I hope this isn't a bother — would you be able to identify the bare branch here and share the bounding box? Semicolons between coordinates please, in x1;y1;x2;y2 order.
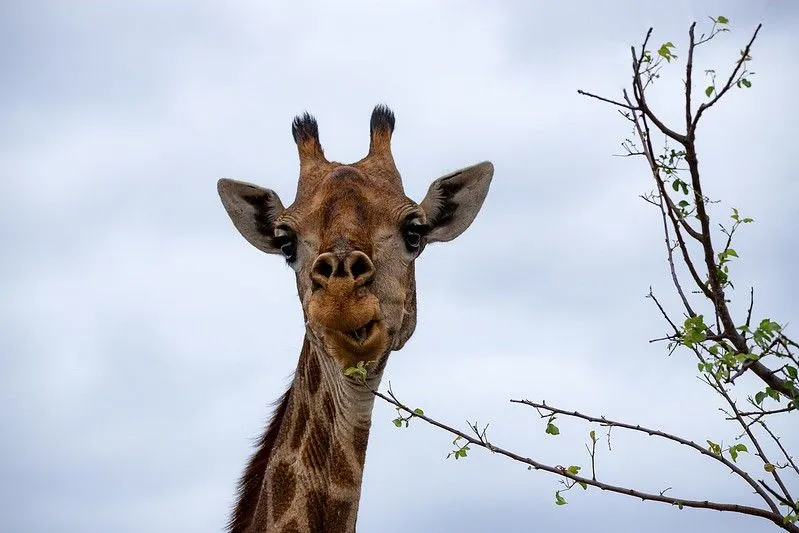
647;288;680;335
696;352;796;510
759;481;799;513
757;420;799;478
370;387;797;531
746;287;755;329
513;398;779;513
577;89;638;110
685;22;697;133
656;191;696;316
692;24;763;129
627;29;688;143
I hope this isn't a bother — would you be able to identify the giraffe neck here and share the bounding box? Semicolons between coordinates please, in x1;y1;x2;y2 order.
234;337;384;533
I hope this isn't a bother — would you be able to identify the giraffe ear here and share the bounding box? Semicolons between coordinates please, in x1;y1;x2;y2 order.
419;161;493;243
217;178;286;255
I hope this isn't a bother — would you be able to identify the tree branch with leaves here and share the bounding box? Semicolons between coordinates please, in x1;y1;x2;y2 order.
349;15;798;532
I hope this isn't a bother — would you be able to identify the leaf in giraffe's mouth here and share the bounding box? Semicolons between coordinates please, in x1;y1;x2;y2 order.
347;320;378;343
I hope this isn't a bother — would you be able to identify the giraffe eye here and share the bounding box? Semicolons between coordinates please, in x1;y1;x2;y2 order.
403;229;421;250
279;239;296;262
274;227;297;263
401;221;428;253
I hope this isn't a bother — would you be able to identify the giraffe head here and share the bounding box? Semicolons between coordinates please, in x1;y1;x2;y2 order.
217;105;492;370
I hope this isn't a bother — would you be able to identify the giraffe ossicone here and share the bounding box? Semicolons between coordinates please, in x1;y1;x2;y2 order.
218;104;493;532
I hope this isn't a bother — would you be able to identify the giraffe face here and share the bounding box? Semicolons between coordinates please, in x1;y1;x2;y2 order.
218;106;493;369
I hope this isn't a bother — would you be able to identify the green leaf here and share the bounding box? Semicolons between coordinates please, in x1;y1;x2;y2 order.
343;360;369;380
672;179;681;192
741;78;752;88
392;418;403;428
578;481;587;490
705;85;714;97
546;415;560;436
716;15;729;24
707;440;722;455
786;366;797;380
755;391;767;405
589;430;597;442
658;42;677;62
555;491;567;506
764;463;775;473
567;465;581;475
413;408;425;416
677;502;684;510
682;315;708;347
766;387;780;401
726;248;738;257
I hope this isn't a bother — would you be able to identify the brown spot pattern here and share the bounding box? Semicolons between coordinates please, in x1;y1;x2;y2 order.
270;461;296;523
252;505;268;531
305;490;325;533
330;441;356;487
290;401;309;451
281;519;301;533
320;391;336;424
325;498;354;532
305;353;321;396
352;426;370;468
302;420;332;471
305;490;354;533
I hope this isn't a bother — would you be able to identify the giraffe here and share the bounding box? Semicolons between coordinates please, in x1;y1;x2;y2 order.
217;104;493;533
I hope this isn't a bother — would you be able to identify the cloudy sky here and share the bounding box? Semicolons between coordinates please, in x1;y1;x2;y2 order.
2;1;797;532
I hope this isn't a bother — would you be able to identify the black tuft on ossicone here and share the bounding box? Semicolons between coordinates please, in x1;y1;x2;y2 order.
370;104;395;134
291;112;319;144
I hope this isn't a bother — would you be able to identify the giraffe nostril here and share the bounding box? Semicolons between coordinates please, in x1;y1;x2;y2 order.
311;251;374;289
315;260;333;279
311;255;336;287
349;254;372;281
345;251;375;287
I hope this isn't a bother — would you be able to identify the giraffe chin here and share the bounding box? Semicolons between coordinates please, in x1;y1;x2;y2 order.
323;319;390;369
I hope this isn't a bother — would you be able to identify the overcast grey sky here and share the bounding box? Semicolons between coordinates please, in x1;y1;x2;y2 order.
2;1;797;532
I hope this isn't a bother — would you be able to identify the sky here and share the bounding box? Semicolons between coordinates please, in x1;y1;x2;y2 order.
1;1;798;532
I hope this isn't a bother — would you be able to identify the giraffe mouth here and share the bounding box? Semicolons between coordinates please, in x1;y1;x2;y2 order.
320;316;389;363
345;319;380;344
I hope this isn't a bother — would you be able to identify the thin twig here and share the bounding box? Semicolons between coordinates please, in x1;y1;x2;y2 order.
513;399;777;512
577;89;638;110
692;24;763;129
685;22;697;134
695;352;795;510
746;288;755;329
369;386;798;531
735;406;796;418
757;420;799;478
656;191;696;316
